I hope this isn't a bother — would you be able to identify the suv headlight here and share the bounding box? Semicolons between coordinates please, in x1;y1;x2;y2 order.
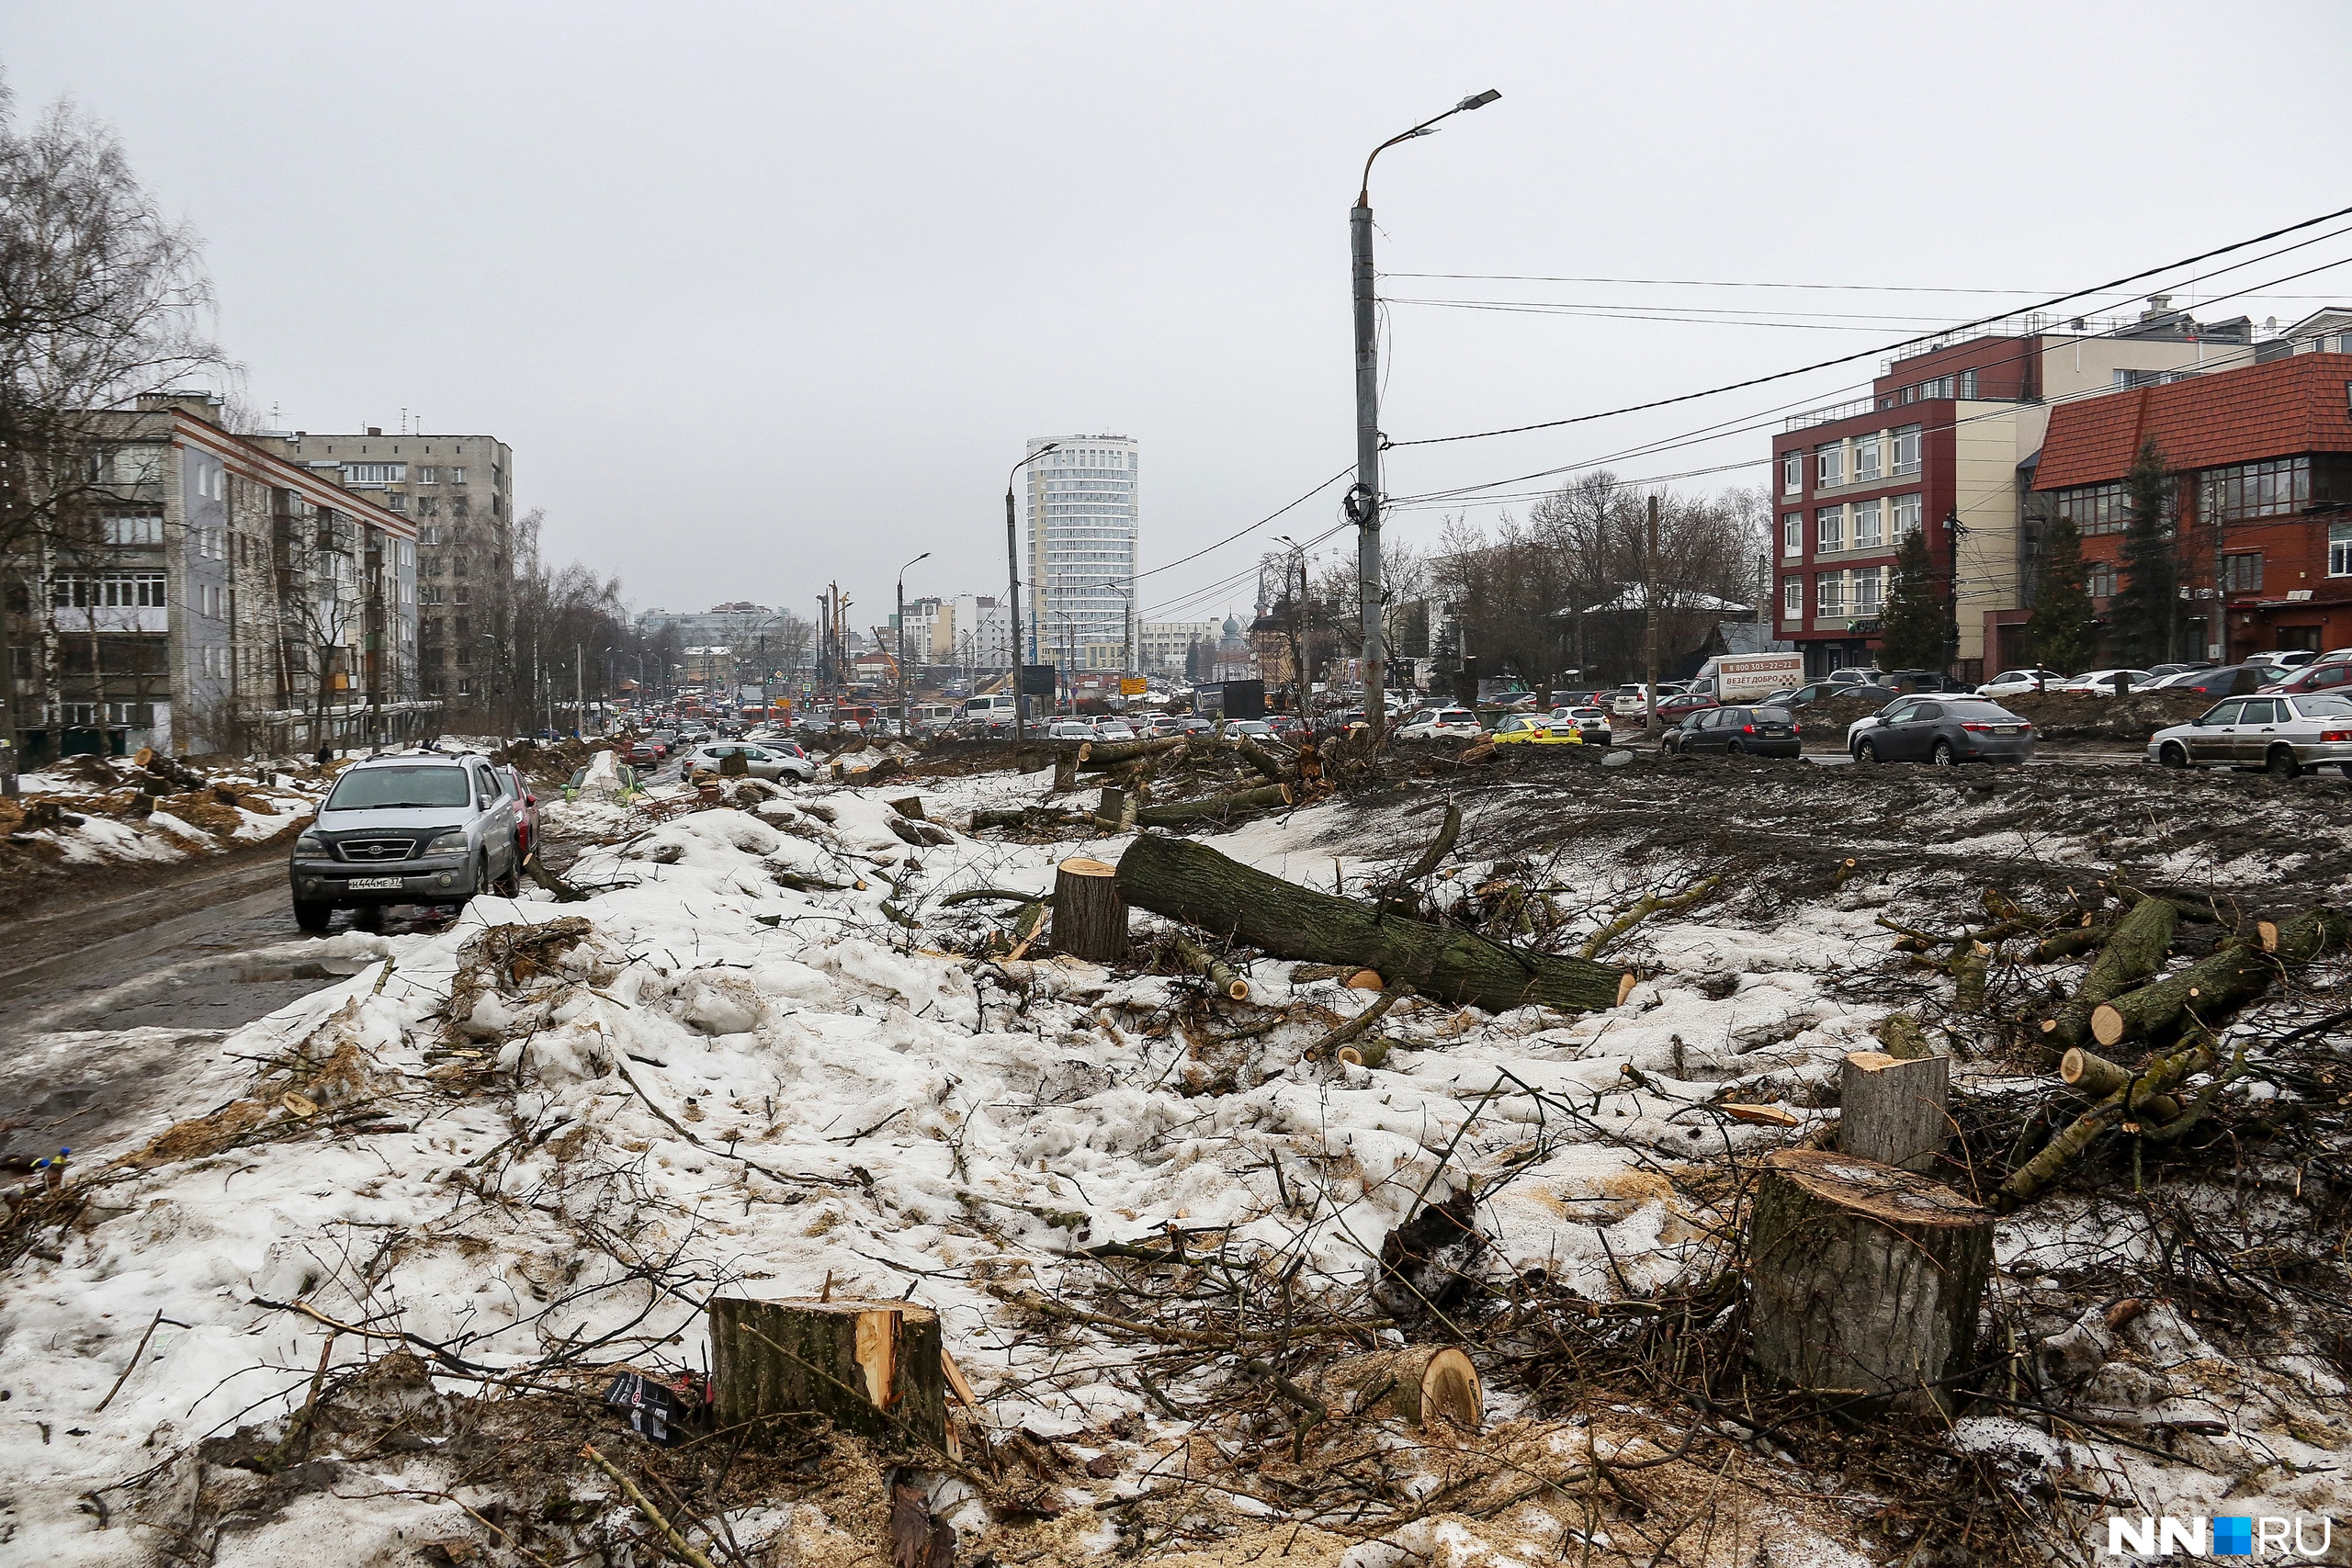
423;828;469;856
295;831;324;854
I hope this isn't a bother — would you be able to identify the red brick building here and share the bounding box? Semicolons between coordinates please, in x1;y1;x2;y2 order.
2030;351;2352;662
1771;303;2241;679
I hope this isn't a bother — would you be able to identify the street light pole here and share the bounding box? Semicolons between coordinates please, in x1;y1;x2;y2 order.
896;550;929;731
1351;89;1499;743
1004;443;1059;741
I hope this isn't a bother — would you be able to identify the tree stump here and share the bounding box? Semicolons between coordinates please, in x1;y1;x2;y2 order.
1096;785;1136;832
1052;754;1080;792
1320;1346;1482;1429
1838;1050;1951;1171
707;1295;948;1452
1051;857;1128;962
1748;1149;1992;1411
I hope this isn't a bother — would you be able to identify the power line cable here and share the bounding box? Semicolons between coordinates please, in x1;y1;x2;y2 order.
1385;204;2352;449
1381;269;2352;299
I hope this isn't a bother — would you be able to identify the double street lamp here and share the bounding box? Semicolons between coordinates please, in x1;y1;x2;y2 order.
1350;89;1500;739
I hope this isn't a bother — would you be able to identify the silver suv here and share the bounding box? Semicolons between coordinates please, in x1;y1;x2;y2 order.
290;751;524;931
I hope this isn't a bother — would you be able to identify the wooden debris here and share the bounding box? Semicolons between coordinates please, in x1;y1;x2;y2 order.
1050;857;1128;963
707;1296;949;1452
1133;783;1292;828
1169;932;1249;1001
1721;1101;1801;1128
2040;893;2177;1056
1874;1013;1932;1061
2089;907;2346;1047
1322;1346;1482;1429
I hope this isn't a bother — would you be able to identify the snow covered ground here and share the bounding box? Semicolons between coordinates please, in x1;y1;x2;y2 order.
3;761;2346;1566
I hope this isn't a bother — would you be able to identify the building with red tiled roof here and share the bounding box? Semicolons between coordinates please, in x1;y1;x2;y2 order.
2030;352;2352;664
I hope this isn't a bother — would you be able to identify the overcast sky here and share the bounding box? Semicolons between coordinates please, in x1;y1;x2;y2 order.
6;1;2350;633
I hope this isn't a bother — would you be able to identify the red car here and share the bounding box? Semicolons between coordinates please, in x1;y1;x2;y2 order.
628;741;660;765
1656;692;1718;721
2259;661;2352;698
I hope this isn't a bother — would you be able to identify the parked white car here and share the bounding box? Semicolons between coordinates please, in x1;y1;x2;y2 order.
1397;707;1484;740
681;741;814;782
1045;720;1096;740
1091;719;1138;741
2145;692;2352;777
1975;669;2068;700
1545;705;1615;745
2058;669;2154;697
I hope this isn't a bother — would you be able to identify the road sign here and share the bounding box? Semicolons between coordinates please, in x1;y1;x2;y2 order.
1120;677;1147;696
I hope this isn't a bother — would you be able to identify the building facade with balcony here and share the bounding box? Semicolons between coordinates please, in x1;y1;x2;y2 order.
3;395;424;763
259;428;514;711
2030;349;2352;663
1771;302;2249;679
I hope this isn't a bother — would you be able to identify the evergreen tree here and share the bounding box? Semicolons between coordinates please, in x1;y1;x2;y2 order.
1876;526;1947;670
2109;436;2177;667
2026;515;2098;673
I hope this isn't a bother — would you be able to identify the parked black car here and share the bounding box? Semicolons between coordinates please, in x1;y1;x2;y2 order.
1764;681;1900;711
1663;704;1802;759
1849;697;2035;765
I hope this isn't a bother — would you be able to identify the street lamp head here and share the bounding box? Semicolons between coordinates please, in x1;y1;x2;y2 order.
1457;89;1502;111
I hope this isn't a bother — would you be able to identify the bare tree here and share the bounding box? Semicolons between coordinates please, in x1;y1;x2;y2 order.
0;87;226;760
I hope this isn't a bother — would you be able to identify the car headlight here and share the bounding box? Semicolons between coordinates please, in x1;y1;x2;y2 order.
295;831;324;854
423;829;469;856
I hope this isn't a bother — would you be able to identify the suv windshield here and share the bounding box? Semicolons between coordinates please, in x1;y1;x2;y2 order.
325;764;471;810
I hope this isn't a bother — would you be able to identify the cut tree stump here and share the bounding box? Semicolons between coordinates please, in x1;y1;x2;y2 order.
1321;1347;1482;1429
1838;1050;1951;1171
1748;1149;1992;1411
1051;857;1129;962
1095;785;1137;832
708;1296;948;1452
1116;835;1630;1015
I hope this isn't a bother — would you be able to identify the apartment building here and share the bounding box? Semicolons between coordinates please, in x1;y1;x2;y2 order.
2031;347;2352;662
1772;300;2248;679
256;427;514;710
949;593;1011;671
1138;619;1213;674
1024;434;1137;667
4;393;424;763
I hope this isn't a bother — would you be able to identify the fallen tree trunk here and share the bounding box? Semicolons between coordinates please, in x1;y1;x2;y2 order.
2040;894;2177;1056
1079;736;1188;770
1997;1031;2225;1207
2057;1047;2179;1123
1117;835;1631;1014
1231;735;1291;784
2088;907;2349;1047
1133;784;1292;829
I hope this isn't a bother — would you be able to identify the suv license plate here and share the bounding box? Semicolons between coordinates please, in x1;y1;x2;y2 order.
348;876;402;892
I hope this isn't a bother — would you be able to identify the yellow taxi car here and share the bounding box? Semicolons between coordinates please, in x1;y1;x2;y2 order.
1491;714;1585;746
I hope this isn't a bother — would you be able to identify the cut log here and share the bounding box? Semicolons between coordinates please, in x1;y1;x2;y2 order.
1344;969;1385;991
1952;941;1991;1011
1169;932;1249;1001
2031;922;2109;964
2090;907;2346;1047
1748;1149;1992;1411
886;795;926;821
1336;1039;1391;1070
1051;856;1129;963
2039;894;2177;1055
1838;1050;1951;1171
708;1295;948;1452
1133;783;1292;828
1078;736;1188;770
1095;784;1136;832
1998;1031;2225;1206
1231;735;1292;784
1118;833;1630;1016
1320;1347;1482;1429
2056;1047;2179;1123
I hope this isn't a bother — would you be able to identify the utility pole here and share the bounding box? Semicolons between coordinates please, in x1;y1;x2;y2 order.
896;551;929;729
1644;493;1660;736
1350;89;1501;746
1941;511;1964;677
1756;553;1770;649
1004;444;1057;741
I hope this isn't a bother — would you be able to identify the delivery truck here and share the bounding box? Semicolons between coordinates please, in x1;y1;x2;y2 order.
1691;652;1804;702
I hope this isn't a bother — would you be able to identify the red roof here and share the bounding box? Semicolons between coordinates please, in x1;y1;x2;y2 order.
2033;351;2352;490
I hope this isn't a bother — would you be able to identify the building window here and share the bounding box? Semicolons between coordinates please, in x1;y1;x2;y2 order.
2332;522;2352;577
1851;499;1883;550
51;571;166;608
2222;553;2264;594
420;525;442;546
1782;575;1803;620
342;463;407;484
1815;444;1845;489
449;468;467;484
416;467;438;484
109;446;164;485
1853;567;1885;615
1893;424;1922;476
1892;491;1922;539
1815;572;1847;616
2199;456;2310;521
103;516;163;546
1815;506;1845;553
1781;452;1803;496
2051;481;2130;535
2087;561;2118;598
386;491;406;512
1782;513;1803;557
1854;434;1883;483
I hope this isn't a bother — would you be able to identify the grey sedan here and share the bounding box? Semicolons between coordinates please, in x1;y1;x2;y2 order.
2146;693;2352;777
1849;696;2035;766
